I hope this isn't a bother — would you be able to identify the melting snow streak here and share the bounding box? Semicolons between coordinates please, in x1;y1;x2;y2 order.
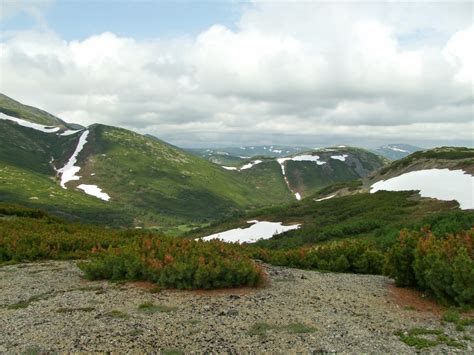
0;112;60;133
77;184;111;201
57;130;90;188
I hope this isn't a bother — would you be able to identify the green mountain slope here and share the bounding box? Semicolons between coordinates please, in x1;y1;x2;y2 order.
0;95;294;228
67;124;290;222
0;94;79;128
193;190;471;249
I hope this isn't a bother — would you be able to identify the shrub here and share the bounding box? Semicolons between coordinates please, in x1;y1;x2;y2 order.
249;240;385;275
386;229;474;306
78;237;264;290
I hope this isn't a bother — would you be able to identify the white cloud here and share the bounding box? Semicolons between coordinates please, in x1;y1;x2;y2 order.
0;1;472;148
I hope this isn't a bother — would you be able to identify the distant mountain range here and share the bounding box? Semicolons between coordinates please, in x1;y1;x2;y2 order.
372;144;423;160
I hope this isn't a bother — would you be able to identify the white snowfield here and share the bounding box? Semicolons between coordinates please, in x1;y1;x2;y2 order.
60;129;82;136
57;130;90;188
240;160;263;170
222;160;263;171
77;184;111;201
57;130;111;201
370;168;474;210
291;154;326;165
0;112;60;133
387;146;409;153
202;220;301;244
331;154;348;162
295;192;301;200
316;194;336;202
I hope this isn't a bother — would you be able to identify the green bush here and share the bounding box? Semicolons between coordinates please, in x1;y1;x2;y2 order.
386;229;474;306
78;237;264;290
249;240;385;275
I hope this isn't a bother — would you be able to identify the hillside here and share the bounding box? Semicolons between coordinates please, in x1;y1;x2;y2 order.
372;144;423;160
221;147;388;200
0;94;293;228
0;94;80;129
192;190;471;248
188;145;310;160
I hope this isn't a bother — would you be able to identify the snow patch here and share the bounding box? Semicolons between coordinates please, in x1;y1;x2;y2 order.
222;160;263;171
201;220;301;244
370;169;474;210
240;160;263;170
0;112;59;133
295;192;301;200
316;194;336;202
59;129;82;136
57;130;89;188
330;154;348;162
388;146;409;153
277;157;291;175
291;154;326;165
77;184;110;201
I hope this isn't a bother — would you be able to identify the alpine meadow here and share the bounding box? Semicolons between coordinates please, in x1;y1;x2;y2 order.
0;1;473;353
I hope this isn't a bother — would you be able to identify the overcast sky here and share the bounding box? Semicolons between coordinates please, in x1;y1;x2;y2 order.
0;0;472;148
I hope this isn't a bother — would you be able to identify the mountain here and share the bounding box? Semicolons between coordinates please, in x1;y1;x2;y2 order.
194;146;474;248
221;146;388;200
188;145;311;162
0;94;82;129
372;143;423;160
0;94;291;228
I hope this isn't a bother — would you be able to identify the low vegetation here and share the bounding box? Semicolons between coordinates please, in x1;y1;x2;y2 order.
394;327;464;349
1;201;473;305
385;229;473;306
78;237;263;290
0;204;264;290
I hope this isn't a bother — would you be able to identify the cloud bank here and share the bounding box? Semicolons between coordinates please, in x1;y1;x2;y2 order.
0;1;472;147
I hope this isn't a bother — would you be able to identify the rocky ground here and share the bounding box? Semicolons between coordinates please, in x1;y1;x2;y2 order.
0;261;472;354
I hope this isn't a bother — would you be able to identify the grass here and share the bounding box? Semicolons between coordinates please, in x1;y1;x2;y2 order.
7;292;54;310
128;329;143;337
162;349;184;355
247;322;279;337
282;323;317;334
148;286;162;294
442;310;474;331
455;318;474;331
247;322;316;337
138;302;176;314
395;328;464;349
105;310;130;319
442;310;460;323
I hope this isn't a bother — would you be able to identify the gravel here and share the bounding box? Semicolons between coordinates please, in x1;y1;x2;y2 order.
0;260;471;353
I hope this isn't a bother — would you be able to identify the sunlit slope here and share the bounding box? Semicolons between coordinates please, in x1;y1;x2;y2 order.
73;125;292;220
0;93;78;128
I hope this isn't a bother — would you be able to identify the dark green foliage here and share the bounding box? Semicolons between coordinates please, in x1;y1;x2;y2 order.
249;240;384;275
312;180;363;198
247;191;455;249
0;204;264;290
386;229;474;306
78;237;264;290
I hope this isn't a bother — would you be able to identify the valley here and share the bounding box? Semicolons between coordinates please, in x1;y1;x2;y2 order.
0;94;473;353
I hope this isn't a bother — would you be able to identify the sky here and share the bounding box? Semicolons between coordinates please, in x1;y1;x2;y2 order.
0;0;473;148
